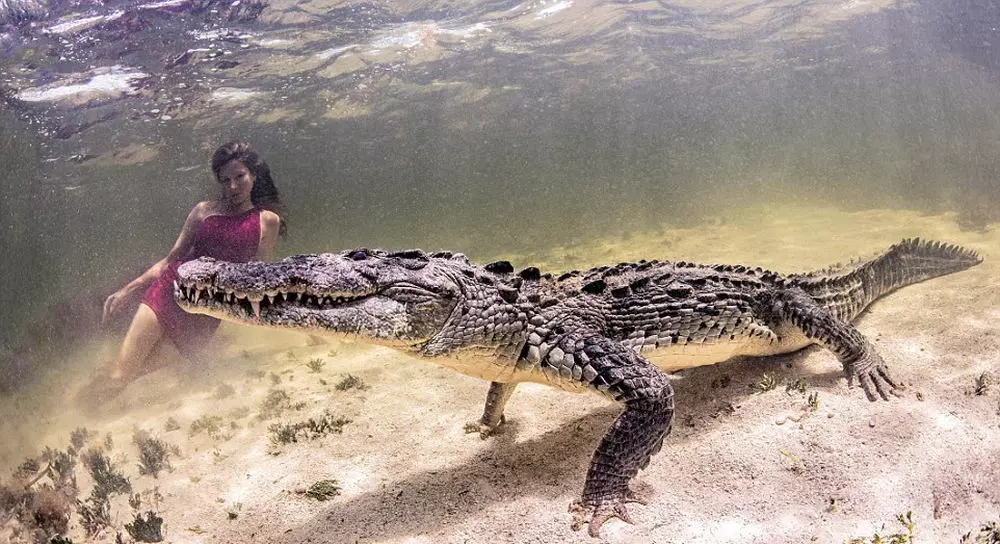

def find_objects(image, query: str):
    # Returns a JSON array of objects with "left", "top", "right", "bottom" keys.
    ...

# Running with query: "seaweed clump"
[
  {"left": 305, "top": 479, "right": 341, "bottom": 501},
  {"left": 189, "top": 415, "right": 224, "bottom": 439},
  {"left": 974, "top": 372, "right": 993, "bottom": 396},
  {"left": 69, "top": 428, "right": 96, "bottom": 451},
  {"left": 1, "top": 444, "right": 124, "bottom": 542},
  {"left": 750, "top": 373, "right": 778, "bottom": 394},
  {"left": 306, "top": 358, "right": 325, "bottom": 373},
  {"left": 961, "top": 520, "right": 1000, "bottom": 543},
  {"left": 77, "top": 448, "right": 132, "bottom": 536},
  {"left": 132, "top": 430, "right": 172, "bottom": 478},
  {"left": 848, "top": 511, "right": 916, "bottom": 544},
  {"left": 80, "top": 449, "right": 131, "bottom": 501},
  {"left": 335, "top": 374, "right": 367, "bottom": 391},
  {"left": 125, "top": 511, "right": 164, "bottom": 542},
  {"left": 257, "top": 388, "right": 305, "bottom": 420},
  {"left": 0, "top": 483, "right": 75, "bottom": 542},
  {"left": 41, "top": 448, "right": 77, "bottom": 489},
  {"left": 268, "top": 411, "right": 351, "bottom": 446}
]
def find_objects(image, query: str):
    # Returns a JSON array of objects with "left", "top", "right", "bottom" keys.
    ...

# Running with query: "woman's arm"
[
  {"left": 256, "top": 210, "right": 282, "bottom": 262},
  {"left": 103, "top": 203, "right": 209, "bottom": 323}
]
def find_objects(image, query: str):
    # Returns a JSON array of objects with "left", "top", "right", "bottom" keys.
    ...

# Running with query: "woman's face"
[{"left": 217, "top": 159, "right": 255, "bottom": 207}]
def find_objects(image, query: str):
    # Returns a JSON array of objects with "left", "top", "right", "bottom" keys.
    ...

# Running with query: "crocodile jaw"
[
  {"left": 175, "top": 254, "right": 458, "bottom": 347},
  {"left": 177, "top": 284, "right": 421, "bottom": 345}
]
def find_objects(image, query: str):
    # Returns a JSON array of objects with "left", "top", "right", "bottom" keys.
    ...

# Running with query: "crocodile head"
[{"left": 175, "top": 248, "right": 476, "bottom": 348}]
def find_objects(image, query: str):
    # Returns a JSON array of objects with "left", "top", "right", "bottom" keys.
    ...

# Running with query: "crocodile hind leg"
[
  {"left": 560, "top": 335, "right": 675, "bottom": 537},
  {"left": 769, "top": 288, "right": 900, "bottom": 401},
  {"left": 464, "top": 381, "right": 517, "bottom": 438}
]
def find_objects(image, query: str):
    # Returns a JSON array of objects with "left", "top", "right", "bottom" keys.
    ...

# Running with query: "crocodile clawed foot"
[
  {"left": 462, "top": 417, "right": 505, "bottom": 439},
  {"left": 569, "top": 488, "right": 648, "bottom": 537},
  {"left": 847, "top": 350, "right": 903, "bottom": 401}
]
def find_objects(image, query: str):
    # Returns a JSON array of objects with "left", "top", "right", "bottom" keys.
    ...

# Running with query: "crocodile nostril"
[{"left": 350, "top": 250, "right": 367, "bottom": 261}]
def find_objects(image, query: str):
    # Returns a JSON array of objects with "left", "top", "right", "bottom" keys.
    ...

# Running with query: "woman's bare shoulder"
[
  {"left": 190, "top": 200, "right": 220, "bottom": 218},
  {"left": 259, "top": 209, "right": 281, "bottom": 224}
]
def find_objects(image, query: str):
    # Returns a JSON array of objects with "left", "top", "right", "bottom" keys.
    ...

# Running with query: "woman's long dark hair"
[{"left": 211, "top": 141, "right": 287, "bottom": 237}]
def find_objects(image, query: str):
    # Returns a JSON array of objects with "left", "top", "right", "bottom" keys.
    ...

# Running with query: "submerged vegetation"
[
  {"left": 257, "top": 388, "right": 306, "bottom": 420},
  {"left": 189, "top": 415, "right": 225, "bottom": 439},
  {"left": 305, "top": 479, "right": 341, "bottom": 501},
  {"left": 960, "top": 520, "right": 1000, "bottom": 543},
  {"left": 335, "top": 374, "right": 368, "bottom": 391},
  {"left": 848, "top": 511, "right": 917, "bottom": 544},
  {"left": 77, "top": 448, "right": 131, "bottom": 537},
  {"left": 164, "top": 418, "right": 181, "bottom": 433},
  {"left": 258, "top": 388, "right": 292, "bottom": 420},
  {"left": 306, "top": 358, "right": 326, "bottom": 373},
  {"left": 0, "top": 482, "right": 75, "bottom": 542},
  {"left": 69, "top": 428, "right": 96, "bottom": 451},
  {"left": 750, "top": 373, "right": 778, "bottom": 394},
  {"left": 0, "top": 432, "right": 172, "bottom": 542},
  {"left": 785, "top": 378, "right": 810, "bottom": 395},
  {"left": 81, "top": 449, "right": 131, "bottom": 502},
  {"left": 125, "top": 511, "right": 164, "bottom": 542},
  {"left": 778, "top": 449, "right": 804, "bottom": 475},
  {"left": 268, "top": 411, "right": 352, "bottom": 446},
  {"left": 132, "top": 430, "right": 172, "bottom": 478},
  {"left": 974, "top": 372, "right": 993, "bottom": 396},
  {"left": 807, "top": 392, "right": 820, "bottom": 412}
]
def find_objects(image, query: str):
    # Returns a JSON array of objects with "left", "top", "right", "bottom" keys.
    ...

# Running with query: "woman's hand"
[
  {"left": 103, "top": 286, "right": 136, "bottom": 325},
  {"left": 100, "top": 203, "right": 209, "bottom": 325},
  {"left": 102, "top": 256, "right": 176, "bottom": 326}
]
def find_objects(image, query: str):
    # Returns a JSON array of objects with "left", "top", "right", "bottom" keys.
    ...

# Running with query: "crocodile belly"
[
  {"left": 641, "top": 327, "right": 813, "bottom": 372},
  {"left": 642, "top": 341, "right": 750, "bottom": 371},
  {"left": 432, "top": 352, "right": 537, "bottom": 383}
]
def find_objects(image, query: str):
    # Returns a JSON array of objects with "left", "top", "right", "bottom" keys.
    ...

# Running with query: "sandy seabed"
[{"left": 2, "top": 205, "right": 998, "bottom": 544}]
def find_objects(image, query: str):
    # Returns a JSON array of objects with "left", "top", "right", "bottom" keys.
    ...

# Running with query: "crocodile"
[{"left": 175, "top": 238, "right": 981, "bottom": 536}]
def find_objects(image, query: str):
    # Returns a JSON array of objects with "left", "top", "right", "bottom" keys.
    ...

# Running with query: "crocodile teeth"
[
  {"left": 250, "top": 299, "right": 261, "bottom": 319},
  {"left": 194, "top": 289, "right": 202, "bottom": 305}
]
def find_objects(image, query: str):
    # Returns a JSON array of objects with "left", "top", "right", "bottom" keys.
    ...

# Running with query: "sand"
[{"left": 2, "top": 205, "right": 998, "bottom": 544}]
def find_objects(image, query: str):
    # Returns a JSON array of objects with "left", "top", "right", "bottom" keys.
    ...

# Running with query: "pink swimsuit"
[{"left": 141, "top": 208, "right": 261, "bottom": 357}]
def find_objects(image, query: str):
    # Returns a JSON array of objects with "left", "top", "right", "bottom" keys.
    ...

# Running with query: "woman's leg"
[{"left": 111, "top": 303, "right": 164, "bottom": 381}]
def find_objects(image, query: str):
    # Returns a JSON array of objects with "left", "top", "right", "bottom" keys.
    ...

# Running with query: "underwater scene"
[{"left": 1, "top": 0, "right": 999, "bottom": 542}]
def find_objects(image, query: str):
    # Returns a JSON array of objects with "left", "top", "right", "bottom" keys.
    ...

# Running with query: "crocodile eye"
[{"left": 350, "top": 250, "right": 367, "bottom": 261}]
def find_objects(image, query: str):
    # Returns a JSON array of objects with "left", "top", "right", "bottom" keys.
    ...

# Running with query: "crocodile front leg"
[
  {"left": 464, "top": 381, "right": 518, "bottom": 438},
  {"left": 557, "top": 335, "right": 675, "bottom": 537},
  {"left": 770, "top": 288, "right": 900, "bottom": 401}
]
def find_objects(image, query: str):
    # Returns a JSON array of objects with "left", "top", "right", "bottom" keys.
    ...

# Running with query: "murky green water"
[{"left": 2, "top": 0, "right": 999, "bottom": 379}]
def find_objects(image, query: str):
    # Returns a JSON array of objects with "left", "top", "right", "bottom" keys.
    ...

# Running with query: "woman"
[{"left": 96, "top": 141, "right": 285, "bottom": 395}]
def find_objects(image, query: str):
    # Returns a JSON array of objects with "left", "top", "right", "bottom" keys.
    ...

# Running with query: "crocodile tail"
[{"left": 785, "top": 238, "right": 982, "bottom": 321}]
